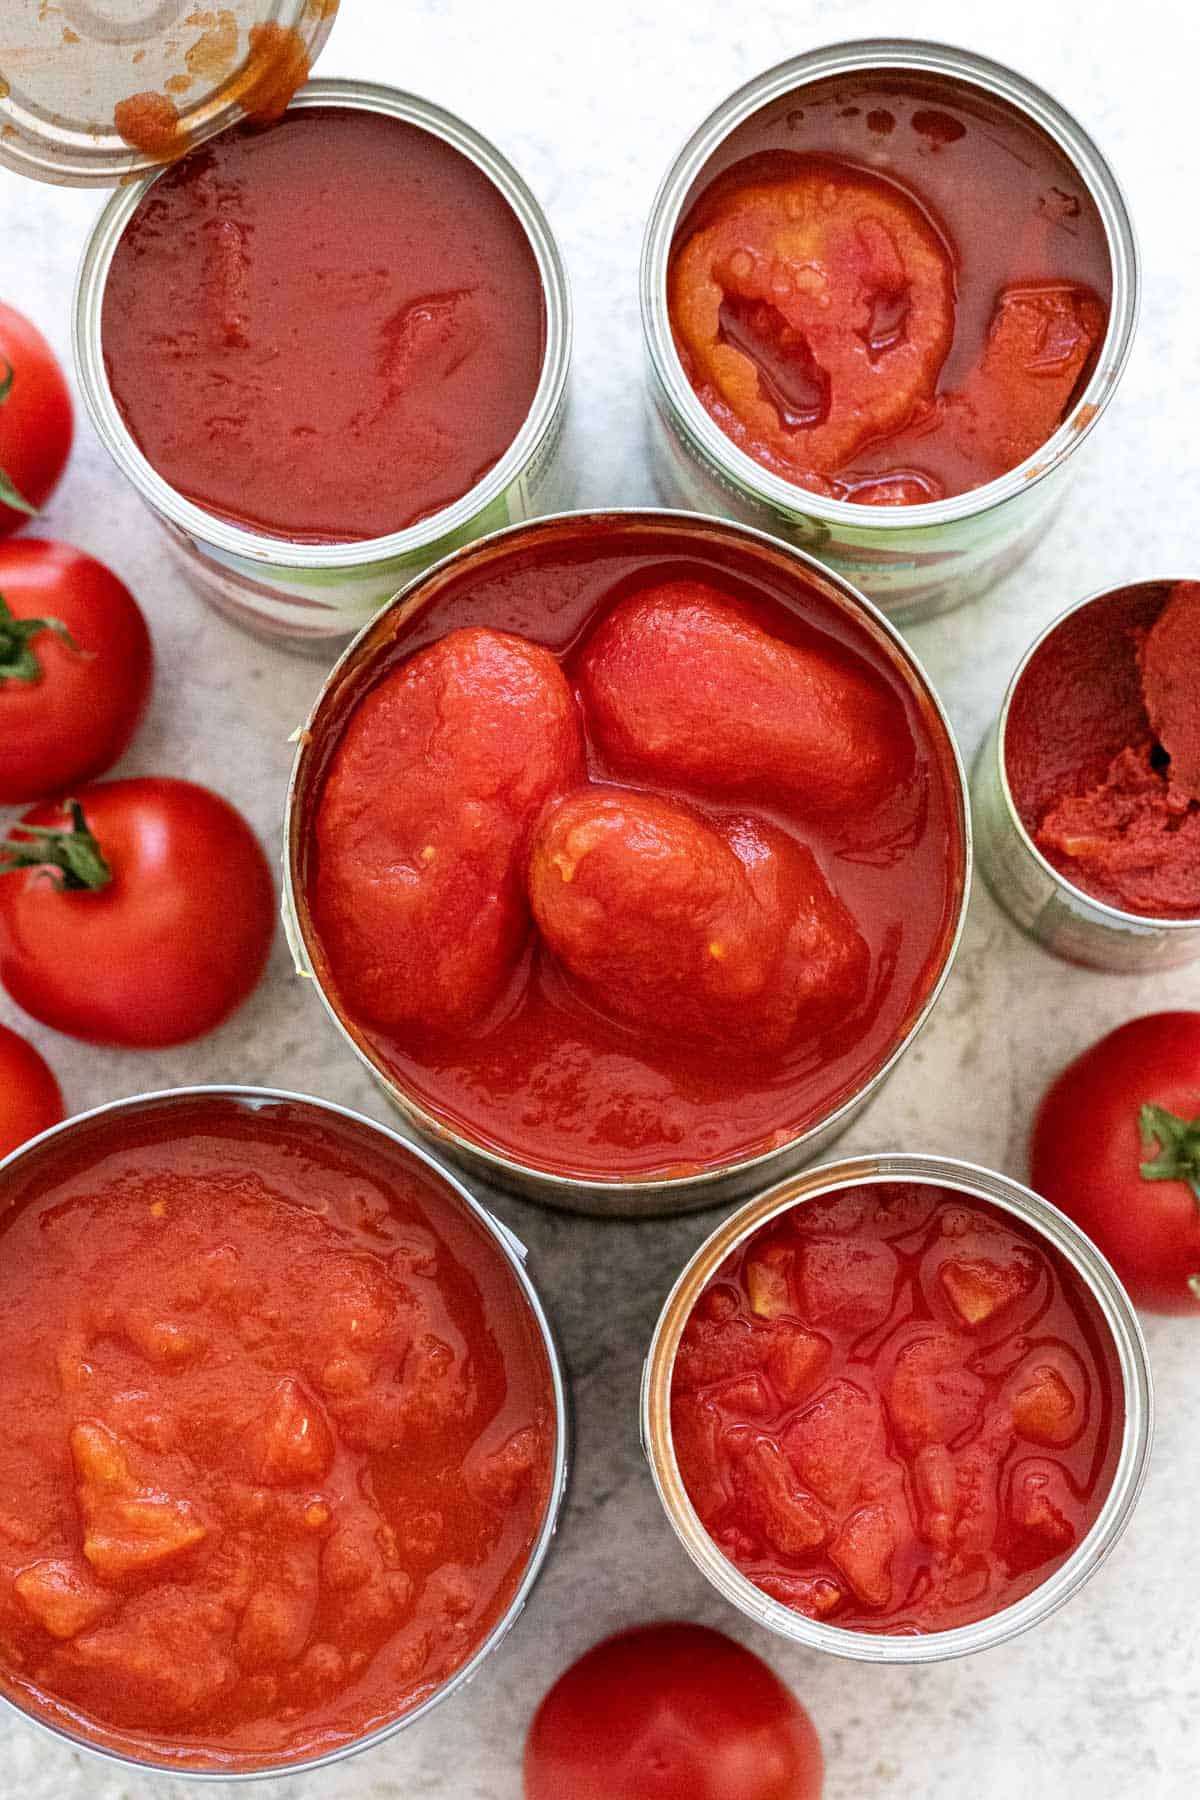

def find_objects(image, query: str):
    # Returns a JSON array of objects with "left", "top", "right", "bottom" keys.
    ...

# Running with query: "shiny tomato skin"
[
  {"left": 0, "top": 541, "right": 152, "bottom": 803},
  {"left": 0, "top": 1022, "right": 63, "bottom": 1159},
  {"left": 0, "top": 305, "right": 73, "bottom": 538},
  {"left": 0, "top": 779, "right": 275, "bottom": 1048},
  {"left": 1031, "top": 1012, "right": 1200, "bottom": 1314},
  {"left": 524, "top": 1623, "right": 823, "bottom": 1800}
]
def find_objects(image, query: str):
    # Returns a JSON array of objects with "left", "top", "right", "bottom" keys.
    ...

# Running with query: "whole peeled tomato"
[
  {"left": 0, "top": 780, "right": 275, "bottom": 1048},
  {"left": 0, "top": 540, "right": 152, "bottom": 803},
  {"left": 524, "top": 1622, "right": 823, "bottom": 1800},
  {"left": 1031, "top": 1012, "right": 1200, "bottom": 1313},
  {"left": 0, "top": 304, "right": 73, "bottom": 537},
  {"left": 0, "top": 1022, "right": 63, "bottom": 1160}
]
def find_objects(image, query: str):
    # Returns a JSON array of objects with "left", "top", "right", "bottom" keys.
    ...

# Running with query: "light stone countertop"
[{"left": 1, "top": 0, "right": 1198, "bottom": 1795}]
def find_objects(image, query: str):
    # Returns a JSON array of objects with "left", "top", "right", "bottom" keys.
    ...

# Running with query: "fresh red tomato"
[
  {"left": 0, "top": 304, "right": 73, "bottom": 538},
  {"left": 524, "top": 1622, "right": 824, "bottom": 1800},
  {"left": 1031, "top": 1012, "right": 1200, "bottom": 1314},
  {"left": 0, "top": 780, "right": 275, "bottom": 1048},
  {"left": 0, "top": 1022, "right": 64, "bottom": 1160},
  {"left": 0, "top": 540, "right": 152, "bottom": 803}
]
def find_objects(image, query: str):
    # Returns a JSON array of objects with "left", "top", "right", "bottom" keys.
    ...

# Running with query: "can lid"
[{"left": 0, "top": 0, "right": 339, "bottom": 187}]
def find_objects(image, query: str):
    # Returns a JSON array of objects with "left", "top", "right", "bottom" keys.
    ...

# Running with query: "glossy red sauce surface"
[
  {"left": 669, "top": 70, "right": 1112, "bottom": 504},
  {"left": 670, "top": 1182, "right": 1122, "bottom": 1634},
  {"left": 0, "top": 1099, "right": 556, "bottom": 1770},
  {"left": 1007, "top": 582, "right": 1200, "bottom": 918},
  {"left": 101, "top": 107, "right": 546, "bottom": 543},
  {"left": 301, "top": 525, "right": 966, "bottom": 1182}
]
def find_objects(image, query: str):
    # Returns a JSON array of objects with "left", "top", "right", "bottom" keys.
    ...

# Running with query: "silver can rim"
[
  {"left": 0, "top": 1084, "right": 570, "bottom": 1782},
  {"left": 640, "top": 35, "right": 1141, "bottom": 532},
  {"left": 991, "top": 575, "right": 1200, "bottom": 934},
  {"left": 282, "top": 504, "right": 974, "bottom": 1202},
  {"left": 641, "top": 1149, "right": 1154, "bottom": 1664},
  {"left": 72, "top": 78, "right": 573, "bottom": 572}
]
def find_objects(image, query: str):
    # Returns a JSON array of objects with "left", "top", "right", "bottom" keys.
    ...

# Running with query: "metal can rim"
[
  {"left": 640, "top": 1149, "right": 1154, "bottom": 1664},
  {"left": 0, "top": 1084, "right": 570, "bottom": 1781},
  {"left": 282, "top": 504, "right": 974, "bottom": 1204},
  {"left": 640, "top": 35, "right": 1141, "bottom": 533},
  {"left": 71, "top": 77, "right": 573, "bottom": 572}
]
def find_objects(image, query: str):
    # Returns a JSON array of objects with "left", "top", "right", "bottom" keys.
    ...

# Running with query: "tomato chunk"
[
  {"left": 71, "top": 1422, "right": 208, "bottom": 1582},
  {"left": 783, "top": 1379, "right": 878, "bottom": 1509}
]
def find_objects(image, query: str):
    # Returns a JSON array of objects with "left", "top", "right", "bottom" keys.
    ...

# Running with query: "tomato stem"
[
  {"left": 0, "top": 590, "right": 78, "bottom": 683},
  {"left": 0, "top": 360, "right": 37, "bottom": 518},
  {"left": 1139, "top": 1102, "right": 1200, "bottom": 1211},
  {"left": 0, "top": 801, "right": 112, "bottom": 892}
]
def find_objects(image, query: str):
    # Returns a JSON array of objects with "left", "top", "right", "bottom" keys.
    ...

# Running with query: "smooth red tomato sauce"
[
  {"left": 1006, "top": 582, "right": 1200, "bottom": 918},
  {"left": 300, "top": 524, "right": 966, "bottom": 1182},
  {"left": 101, "top": 106, "right": 546, "bottom": 543},
  {"left": 0, "top": 1099, "right": 557, "bottom": 1770},
  {"left": 670, "top": 1183, "right": 1122, "bottom": 1634},
  {"left": 669, "top": 70, "right": 1112, "bottom": 504}
]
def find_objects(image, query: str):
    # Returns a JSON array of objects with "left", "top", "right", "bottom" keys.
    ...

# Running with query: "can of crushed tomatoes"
[
  {"left": 641, "top": 1151, "right": 1152, "bottom": 1662},
  {"left": 72, "top": 79, "right": 573, "bottom": 649},
  {"left": 0, "top": 1086, "right": 570, "bottom": 1779},
  {"left": 282, "top": 507, "right": 972, "bottom": 1217},
  {"left": 971, "top": 578, "right": 1200, "bottom": 972},
  {"left": 640, "top": 38, "right": 1139, "bottom": 627}
]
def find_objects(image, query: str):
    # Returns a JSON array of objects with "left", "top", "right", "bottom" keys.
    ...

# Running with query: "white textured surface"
[{"left": 2, "top": 1, "right": 1199, "bottom": 1796}]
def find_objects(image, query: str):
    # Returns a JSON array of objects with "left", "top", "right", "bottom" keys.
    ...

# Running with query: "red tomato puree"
[
  {"left": 669, "top": 69, "right": 1112, "bottom": 504},
  {"left": 1006, "top": 581, "right": 1200, "bottom": 918},
  {"left": 670, "top": 1183, "right": 1122, "bottom": 1633},
  {"left": 0, "top": 1098, "right": 556, "bottom": 1770},
  {"left": 302, "top": 525, "right": 966, "bottom": 1181},
  {"left": 101, "top": 107, "right": 546, "bottom": 543}
]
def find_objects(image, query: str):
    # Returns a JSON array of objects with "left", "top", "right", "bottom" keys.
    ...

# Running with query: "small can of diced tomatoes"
[
  {"left": 642, "top": 1152, "right": 1152, "bottom": 1661},
  {"left": 0, "top": 1087, "right": 568, "bottom": 1778},
  {"left": 72, "top": 79, "right": 573, "bottom": 648},
  {"left": 283, "top": 507, "right": 971, "bottom": 1217},
  {"left": 640, "top": 38, "right": 1139, "bottom": 627},
  {"left": 972, "top": 578, "right": 1200, "bottom": 971}
]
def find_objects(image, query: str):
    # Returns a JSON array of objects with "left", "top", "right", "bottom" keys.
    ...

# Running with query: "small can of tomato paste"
[
  {"left": 283, "top": 508, "right": 972, "bottom": 1217},
  {"left": 640, "top": 39, "right": 1139, "bottom": 626},
  {"left": 72, "top": 79, "right": 573, "bottom": 647},
  {"left": 0, "top": 1086, "right": 569, "bottom": 1777},
  {"left": 972, "top": 578, "right": 1200, "bottom": 971},
  {"left": 642, "top": 1152, "right": 1152, "bottom": 1661}
]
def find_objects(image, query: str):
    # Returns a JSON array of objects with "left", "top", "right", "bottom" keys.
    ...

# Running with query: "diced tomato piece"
[
  {"left": 886, "top": 1331, "right": 985, "bottom": 1449},
  {"left": 251, "top": 1378, "right": 335, "bottom": 1486},
  {"left": 829, "top": 1503, "right": 897, "bottom": 1609},
  {"left": 783, "top": 1379, "right": 878, "bottom": 1508},
  {"left": 939, "top": 1252, "right": 1038, "bottom": 1328},
  {"left": 1010, "top": 1363, "right": 1083, "bottom": 1448},
  {"left": 765, "top": 1323, "right": 829, "bottom": 1404},
  {"left": 13, "top": 1558, "right": 112, "bottom": 1640},
  {"left": 756, "top": 1571, "right": 845, "bottom": 1617},
  {"left": 745, "top": 1245, "right": 796, "bottom": 1319},
  {"left": 734, "top": 1437, "right": 828, "bottom": 1557},
  {"left": 71, "top": 1422, "right": 207, "bottom": 1581},
  {"left": 799, "top": 1238, "right": 898, "bottom": 1332}
]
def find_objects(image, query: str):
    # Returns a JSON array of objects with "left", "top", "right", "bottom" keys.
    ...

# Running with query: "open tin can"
[
  {"left": 641, "top": 1151, "right": 1152, "bottom": 1663},
  {"left": 640, "top": 38, "right": 1139, "bottom": 627},
  {"left": 972, "top": 578, "right": 1200, "bottom": 972},
  {"left": 283, "top": 507, "right": 972, "bottom": 1217},
  {"left": 0, "top": 1086, "right": 570, "bottom": 1779}
]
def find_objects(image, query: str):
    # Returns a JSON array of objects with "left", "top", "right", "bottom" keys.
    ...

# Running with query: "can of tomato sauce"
[
  {"left": 0, "top": 1086, "right": 568, "bottom": 1778},
  {"left": 72, "top": 79, "right": 573, "bottom": 647},
  {"left": 283, "top": 508, "right": 971, "bottom": 1217},
  {"left": 641, "top": 38, "right": 1139, "bottom": 626},
  {"left": 972, "top": 578, "right": 1200, "bottom": 972},
  {"left": 642, "top": 1152, "right": 1152, "bottom": 1661}
]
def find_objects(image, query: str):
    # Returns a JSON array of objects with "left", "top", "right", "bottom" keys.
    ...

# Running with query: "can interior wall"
[
  {"left": 282, "top": 507, "right": 973, "bottom": 1218},
  {"left": 72, "top": 80, "right": 573, "bottom": 648},
  {"left": 0, "top": 1087, "right": 570, "bottom": 1782},
  {"left": 641, "top": 38, "right": 1140, "bottom": 628},
  {"left": 641, "top": 1152, "right": 1153, "bottom": 1664}
]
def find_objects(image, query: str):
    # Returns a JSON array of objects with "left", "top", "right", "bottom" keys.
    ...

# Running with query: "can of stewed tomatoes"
[
  {"left": 640, "top": 39, "right": 1139, "bottom": 627},
  {"left": 0, "top": 1087, "right": 569, "bottom": 1778},
  {"left": 72, "top": 78, "right": 573, "bottom": 648},
  {"left": 283, "top": 508, "right": 971, "bottom": 1217},
  {"left": 642, "top": 1152, "right": 1152, "bottom": 1661},
  {"left": 972, "top": 578, "right": 1200, "bottom": 971}
]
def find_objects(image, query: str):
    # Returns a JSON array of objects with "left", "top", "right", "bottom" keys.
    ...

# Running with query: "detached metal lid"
[{"left": 0, "top": 0, "right": 339, "bottom": 186}]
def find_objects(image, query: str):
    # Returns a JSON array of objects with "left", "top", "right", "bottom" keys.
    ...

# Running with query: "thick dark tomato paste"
[
  {"left": 1007, "top": 582, "right": 1200, "bottom": 918},
  {"left": 669, "top": 71, "right": 1112, "bottom": 504},
  {"left": 671, "top": 1183, "right": 1122, "bottom": 1634},
  {"left": 0, "top": 1099, "right": 556, "bottom": 1770},
  {"left": 303, "top": 526, "right": 965, "bottom": 1182},
  {"left": 101, "top": 107, "right": 546, "bottom": 543}
]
